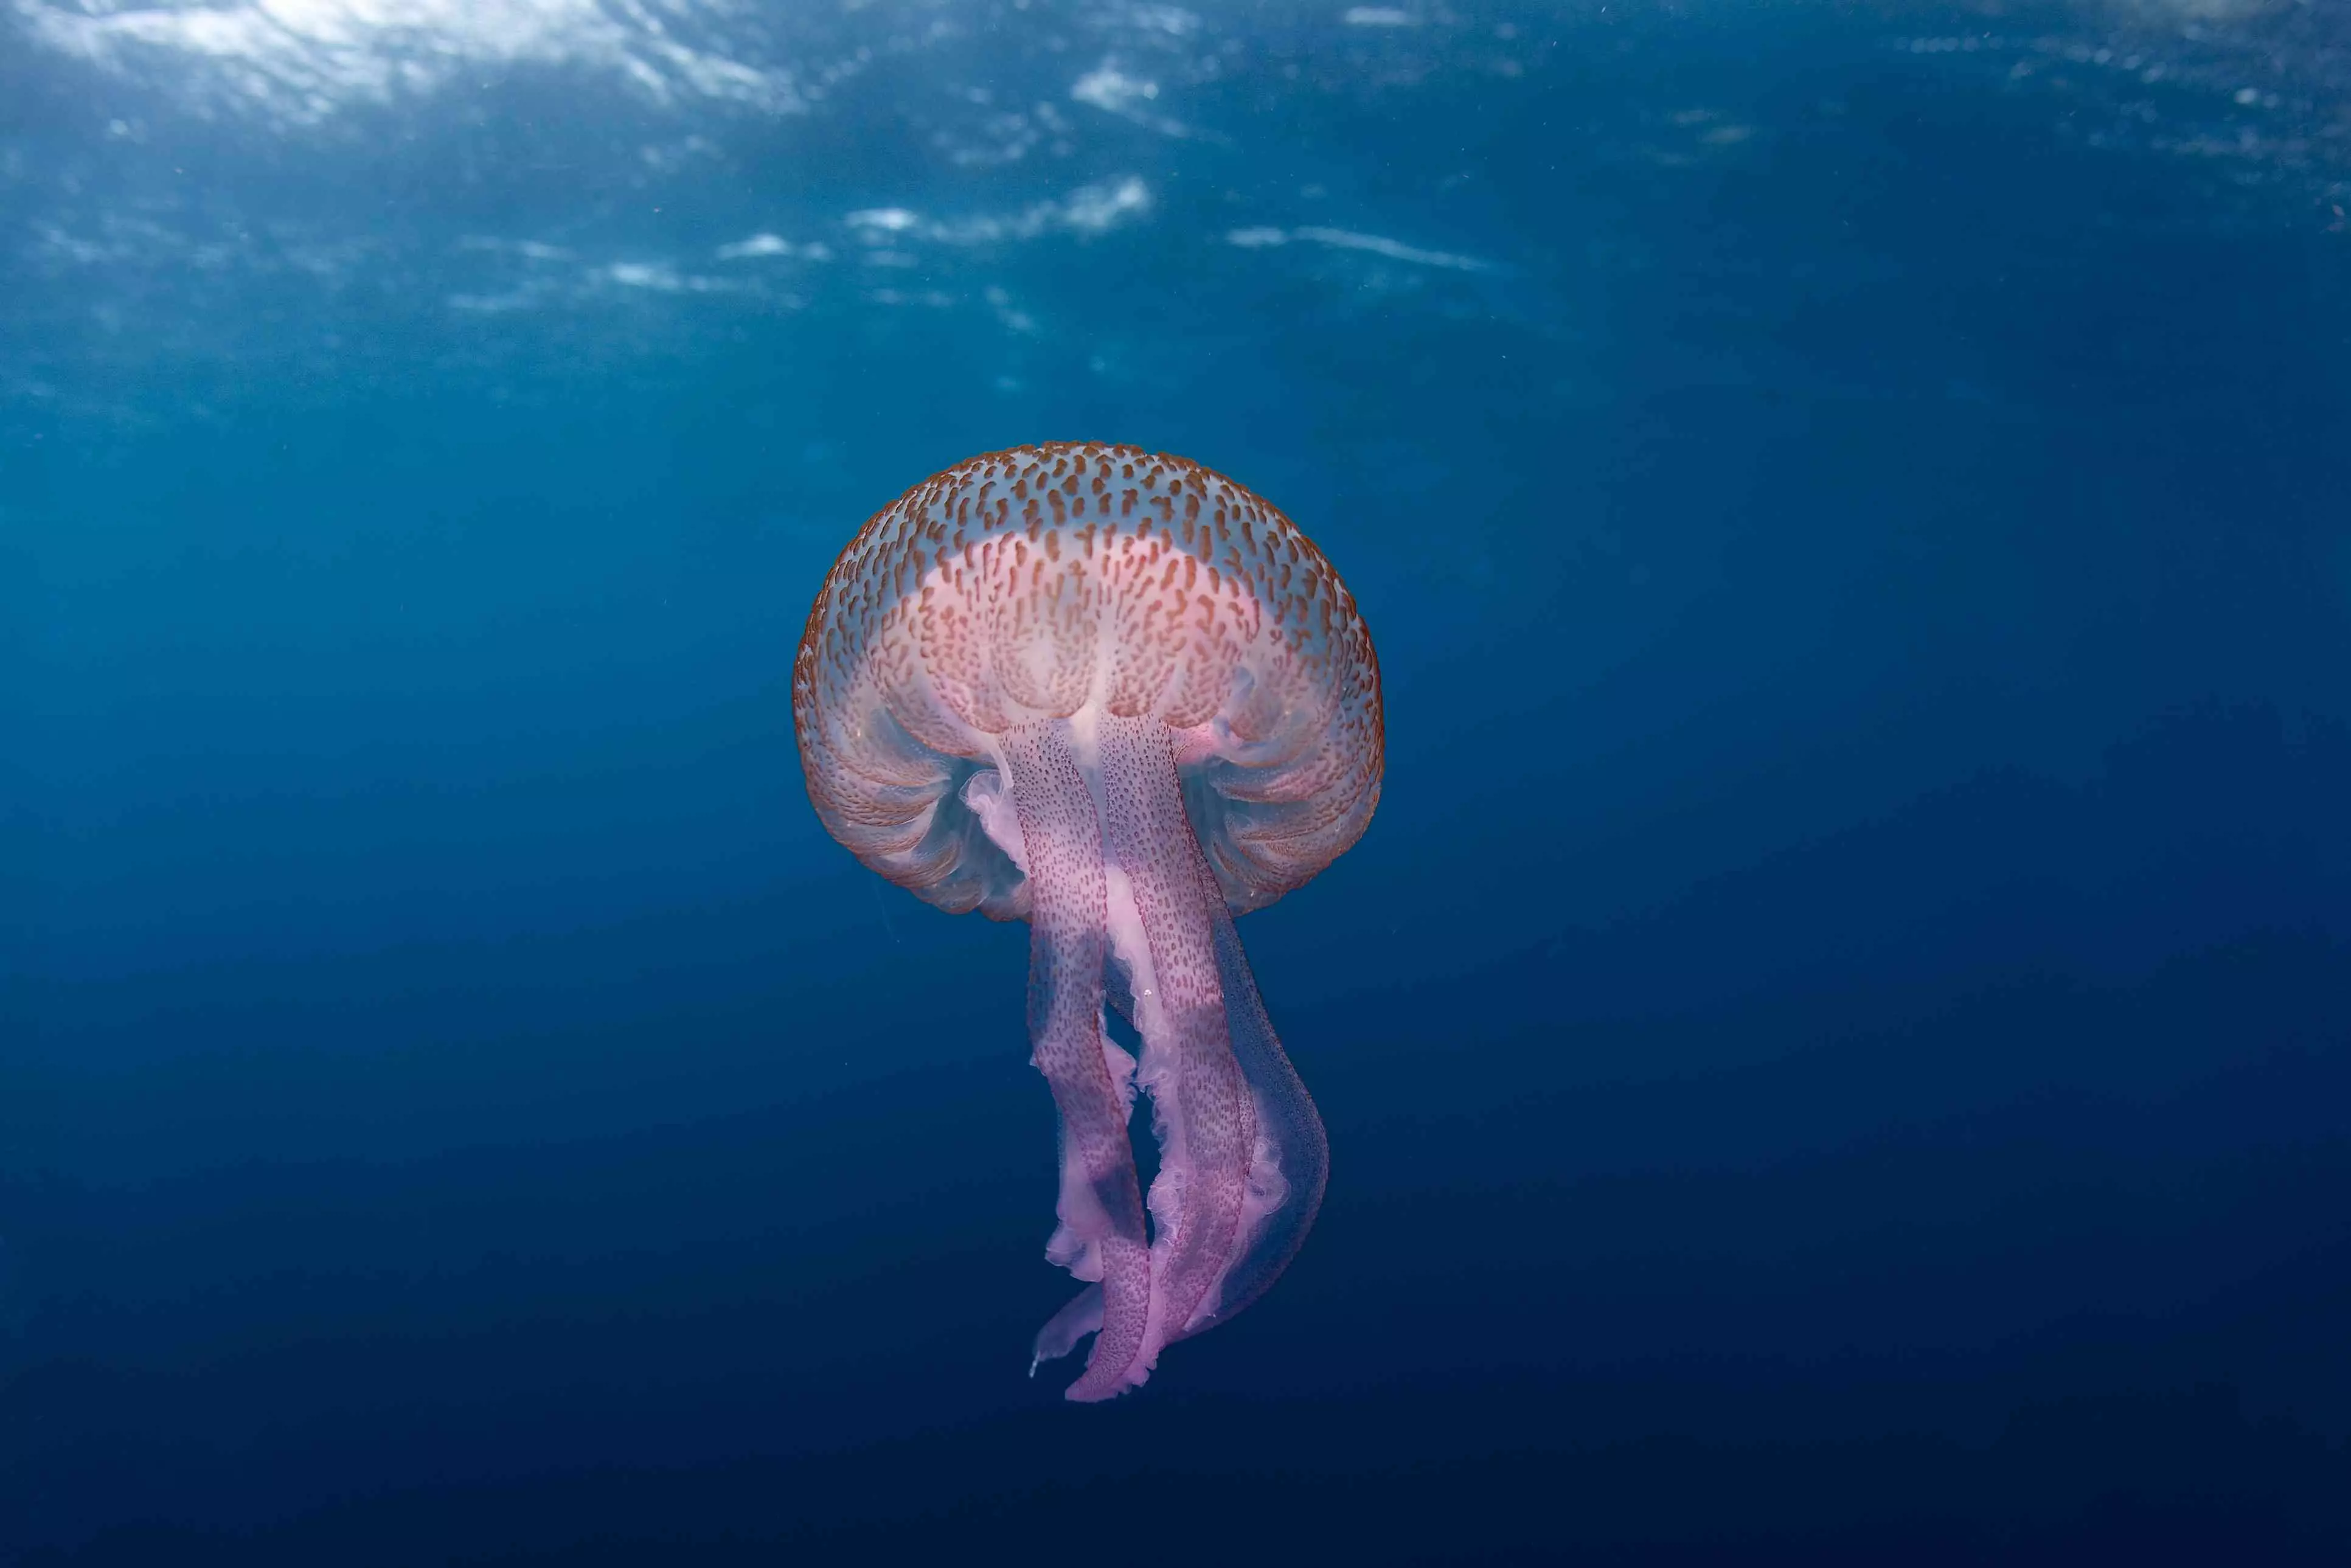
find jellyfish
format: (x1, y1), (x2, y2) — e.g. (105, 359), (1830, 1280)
(792, 442), (1383, 1401)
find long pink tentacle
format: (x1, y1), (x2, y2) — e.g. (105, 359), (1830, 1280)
(1001, 720), (1151, 1402)
(1097, 715), (1257, 1373)
(1095, 898), (1327, 1345)
(1177, 886), (1328, 1338)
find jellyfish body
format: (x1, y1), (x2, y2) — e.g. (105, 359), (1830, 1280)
(793, 443), (1382, 1400)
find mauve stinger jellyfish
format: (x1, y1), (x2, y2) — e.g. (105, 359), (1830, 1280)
(793, 442), (1383, 1400)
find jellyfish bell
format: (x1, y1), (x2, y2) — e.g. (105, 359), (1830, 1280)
(793, 442), (1383, 1401)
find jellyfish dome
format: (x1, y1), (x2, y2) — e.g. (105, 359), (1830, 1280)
(794, 441), (1383, 1401)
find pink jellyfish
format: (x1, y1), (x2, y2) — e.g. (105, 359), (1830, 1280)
(793, 442), (1383, 1400)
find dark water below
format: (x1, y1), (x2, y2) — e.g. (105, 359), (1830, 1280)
(3, 0), (2349, 1560)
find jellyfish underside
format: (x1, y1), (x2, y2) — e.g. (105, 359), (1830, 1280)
(974, 709), (1329, 1402)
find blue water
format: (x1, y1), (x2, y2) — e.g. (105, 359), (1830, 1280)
(5, 0), (2350, 1560)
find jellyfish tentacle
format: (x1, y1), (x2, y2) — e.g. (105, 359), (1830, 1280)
(1002, 720), (1151, 1403)
(1096, 713), (1259, 1379)
(1176, 889), (1328, 1338)
(1029, 1282), (1104, 1377)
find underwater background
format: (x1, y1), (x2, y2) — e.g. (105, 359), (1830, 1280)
(4, 0), (2350, 1560)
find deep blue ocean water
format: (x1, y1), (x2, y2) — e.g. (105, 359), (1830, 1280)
(4, 0), (2349, 1560)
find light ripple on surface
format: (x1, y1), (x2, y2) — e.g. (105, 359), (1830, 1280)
(11, 0), (803, 123)
(1226, 224), (1489, 272)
